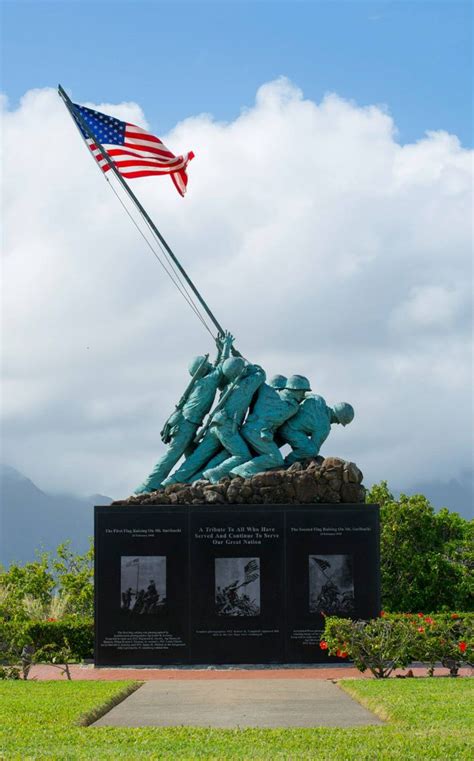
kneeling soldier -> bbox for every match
[279,395,354,464]
[231,374,310,478]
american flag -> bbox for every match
[71,103,194,197]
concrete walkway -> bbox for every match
[92,679,384,728]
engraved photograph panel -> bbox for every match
[215,557,261,617]
[120,556,167,615]
[309,554,354,616]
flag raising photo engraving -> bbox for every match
[70,103,194,196]
[215,558,261,617]
[309,555,355,616]
[120,555,167,615]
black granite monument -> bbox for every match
[95,503,380,666]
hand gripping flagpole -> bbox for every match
[58,84,225,338]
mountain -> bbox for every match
[1,464,472,567]
[0,465,112,566]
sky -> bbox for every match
[1,1,472,146]
[1,1,473,505]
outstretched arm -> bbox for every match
[214,330,235,366]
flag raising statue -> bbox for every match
[70,103,194,196]
[58,85,355,493]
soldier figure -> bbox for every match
[135,332,234,493]
[144,579,159,613]
[231,374,310,478]
[279,394,354,464]
[122,587,133,610]
[132,589,146,614]
[163,358,266,485]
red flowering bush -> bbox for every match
[407,613,474,676]
[321,616,416,678]
[322,613,474,678]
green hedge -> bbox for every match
[26,619,94,661]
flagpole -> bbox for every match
[57,84,225,338]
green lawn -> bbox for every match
[0,678,472,760]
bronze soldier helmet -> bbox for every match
[333,402,354,426]
[268,374,287,389]
[286,375,311,391]
[188,355,211,376]
[222,356,245,381]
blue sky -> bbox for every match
[2,1,473,509]
[2,0,472,146]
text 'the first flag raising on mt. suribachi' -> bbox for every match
[71,103,195,197]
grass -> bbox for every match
[0,678,472,759]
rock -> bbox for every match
[226,489,241,504]
[226,478,244,503]
[260,485,292,504]
[281,480,296,501]
[203,489,225,504]
[322,457,345,469]
[341,483,366,503]
[163,483,184,495]
[343,461,363,484]
[318,485,341,503]
[293,473,319,503]
[189,485,204,500]
[211,482,229,496]
[250,470,285,488]
[176,488,194,504]
[115,456,366,507]
[305,456,324,470]
[287,461,303,472]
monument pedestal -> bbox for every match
[95,503,380,666]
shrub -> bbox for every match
[0,541,94,621]
[367,482,473,613]
[0,615,32,679]
[393,612,474,676]
[321,615,415,678]
[27,619,94,661]
[321,612,474,677]
[1,618,93,678]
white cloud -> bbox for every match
[1,79,472,497]
[390,284,469,332]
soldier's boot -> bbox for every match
[203,454,249,483]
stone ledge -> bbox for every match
[115,457,365,506]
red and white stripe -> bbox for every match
[87,122,194,197]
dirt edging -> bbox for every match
[77,681,144,727]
